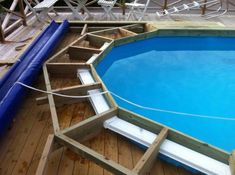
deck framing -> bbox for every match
[36,21,235,174]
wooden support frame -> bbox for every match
[36,82,102,106]
[43,65,60,133]
[132,128,168,175]
[55,133,134,175]
[86,33,113,48]
[46,63,90,78]
[81,24,88,35]
[68,46,101,60]
[229,150,235,175]
[90,65,118,108]
[19,0,27,26]
[39,22,235,175]
[0,24,5,43]
[62,108,117,140]
[118,107,230,163]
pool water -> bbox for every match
[96,36,235,152]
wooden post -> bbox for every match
[202,0,207,15]
[229,150,235,175]
[0,23,5,43]
[18,0,27,26]
[163,0,168,10]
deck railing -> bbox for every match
[0,0,234,43]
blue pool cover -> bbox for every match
[0,20,69,137]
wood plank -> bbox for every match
[119,28,137,37]
[52,82,102,93]
[10,108,49,175]
[55,134,133,175]
[90,65,118,108]
[229,150,235,175]
[132,128,168,175]
[104,131,118,175]
[162,160,179,175]
[118,107,230,163]
[0,23,5,42]
[36,96,49,105]
[131,143,144,167]
[57,148,75,175]
[117,136,134,170]
[62,108,117,140]
[35,134,55,175]
[0,102,40,175]
[43,65,60,133]
[81,24,88,35]
[0,60,14,66]
[68,45,101,60]
[47,91,75,175]
[46,63,90,77]
[26,111,54,175]
[49,83,103,107]
[73,101,95,174]
[150,158,165,175]
[87,33,113,48]
[88,130,105,175]
[43,148,64,175]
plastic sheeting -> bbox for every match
[0,20,69,137]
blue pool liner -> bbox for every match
[0,20,69,137]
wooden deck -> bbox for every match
[0,28,197,175]
[1,11,235,175]
[0,89,194,175]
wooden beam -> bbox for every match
[4,12,32,35]
[118,108,230,164]
[35,134,55,175]
[132,128,168,175]
[0,23,5,43]
[62,108,117,140]
[229,150,235,175]
[119,28,137,37]
[36,83,102,106]
[52,82,102,93]
[88,33,113,42]
[90,65,118,108]
[36,96,48,105]
[46,63,90,77]
[43,65,60,133]
[68,46,101,60]
[0,60,14,66]
[202,0,207,15]
[55,133,134,175]
[81,24,88,35]
[46,35,88,63]
[87,33,113,48]
[18,0,27,26]
[46,47,68,63]
[52,82,103,106]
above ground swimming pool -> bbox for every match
[96,36,235,152]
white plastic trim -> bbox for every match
[86,54,99,64]
[104,117,231,175]
[100,42,110,50]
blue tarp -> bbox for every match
[0,20,69,136]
